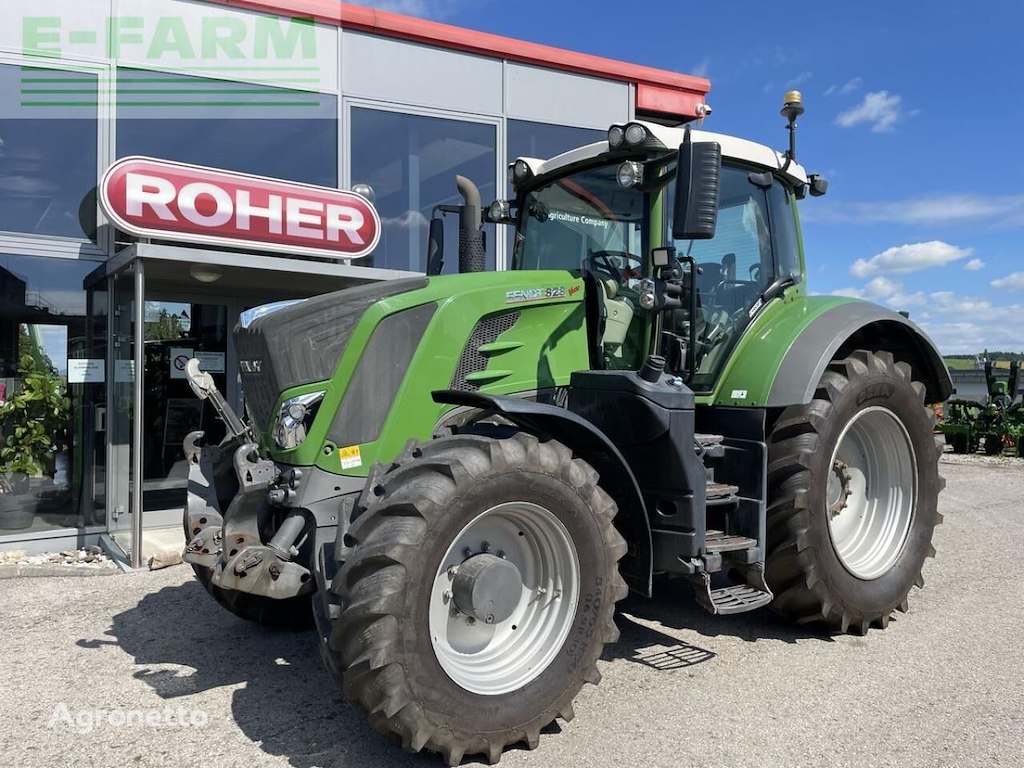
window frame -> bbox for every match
[343,97,503,273]
[0,52,112,259]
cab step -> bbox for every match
[696,433,726,458]
[705,529,756,552]
[693,563,774,616]
[705,482,739,500]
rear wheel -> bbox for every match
[765,350,943,634]
[323,431,627,764]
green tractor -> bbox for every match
[182,92,951,764]
[975,361,1022,455]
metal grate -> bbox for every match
[450,312,520,391]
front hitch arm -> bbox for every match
[185,358,251,440]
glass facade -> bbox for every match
[350,107,497,273]
[0,64,99,241]
[116,69,338,187]
[507,120,604,169]
[0,254,101,534]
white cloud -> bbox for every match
[691,56,711,78]
[827,281,1020,353]
[928,291,993,313]
[835,90,908,132]
[850,241,972,277]
[824,77,862,97]
[890,291,928,308]
[785,71,812,88]
[964,258,986,271]
[802,193,1024,228]
[992,272,1024,291]
[915,300,1024,354]
[830,277,926,310]
[832,286,865,299]
[864,276,901,298]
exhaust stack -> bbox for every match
[455,174,485,273]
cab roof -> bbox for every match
[519,120,809,187]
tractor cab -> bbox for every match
[494,115,816,392]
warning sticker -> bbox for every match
[339,445,363,470]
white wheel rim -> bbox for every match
[428,501,580,696]
[826,406,917,580]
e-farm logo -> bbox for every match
[19,12,322,109]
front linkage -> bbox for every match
[182,360,315,602]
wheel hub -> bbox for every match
[828,459,854,517]
[827,406,917,580]
[451,554,523,625]
[428,501,581,696]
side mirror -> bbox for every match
[672,129,721,241]
[426,217,444,276]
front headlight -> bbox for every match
[272,391,326,450]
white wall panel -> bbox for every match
[505,62,629,130]
[343,32,502,116]
[116,0,339,91]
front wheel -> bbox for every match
[765,350,944,634]
[324,431,627,765]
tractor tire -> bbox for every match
[183,519,313,629]
[765,350,944,635]
[323,431,627,765]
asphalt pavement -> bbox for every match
[1,455,1021,768]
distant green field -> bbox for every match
[944,358,1013,370]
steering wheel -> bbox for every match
[588,250,643,283]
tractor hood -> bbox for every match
[235,277,427,429]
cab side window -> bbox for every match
[669,165,775,388]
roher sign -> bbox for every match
[99,157,381,260]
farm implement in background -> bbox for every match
[941,361,1022,456]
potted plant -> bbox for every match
[0,353,70,531]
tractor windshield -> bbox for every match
[512,162,650,369]
[512,163,647,287]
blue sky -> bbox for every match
[361,0,1024,354]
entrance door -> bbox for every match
[141,293,231,524]
[106,266,136,559]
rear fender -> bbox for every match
[432,389,653,596]
[767,301,953,407]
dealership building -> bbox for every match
[0,0,708,563]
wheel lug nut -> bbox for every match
[497,550,505,559]
[466,616,476,626]
[481,541,490,552]
[447,566,459,579]
[442,590,452,604]
[462,547,472,558]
